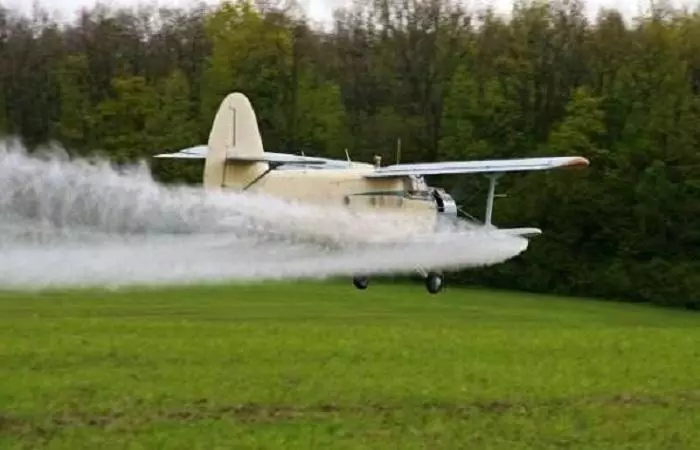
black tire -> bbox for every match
[425,272,444,294]
[352,276,369,290]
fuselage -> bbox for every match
[219,161,458,230]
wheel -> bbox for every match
[352,276,369,290]
[425,271,444,294]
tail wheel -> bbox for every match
[352,276,369,290]
[425,272,444,294]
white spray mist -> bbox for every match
[0,140,528,289]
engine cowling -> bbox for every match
[431,188,457,217]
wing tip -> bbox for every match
[564,156,590,168]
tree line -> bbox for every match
[1,0,699,308]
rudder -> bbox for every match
[203,92,269,190]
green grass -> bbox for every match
[1,280,699,448]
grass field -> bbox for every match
[1,280,699,449]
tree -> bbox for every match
[53,53,94,153]
[93,76,158,162]
[199,0,293,148]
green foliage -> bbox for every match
[294,74,347,155]
[547,87,606,157]
[151,69,199,151]
[2,0,700,308]
[94,76,159,162]
[150,69,202,184]
[438,64,491,161]
[200,0,293,147]
[53,53,94,153]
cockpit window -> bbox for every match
[412,175,428,191]
[404,175,430,197]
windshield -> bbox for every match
[404,175,430,197]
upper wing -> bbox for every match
[364,156,589,178]
[153,146,329,165]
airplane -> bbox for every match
[153,92,590,294]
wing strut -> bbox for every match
[485,175,499,226]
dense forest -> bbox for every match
[1,0,699,308]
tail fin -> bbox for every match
[203,92,269,190]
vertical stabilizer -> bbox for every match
[203,92,269,190]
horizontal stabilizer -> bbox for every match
[365,156,589,178]
[154,145,208,159]
[228,152,327,165]
[154,146,328,165]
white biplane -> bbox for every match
[154,92,589,294]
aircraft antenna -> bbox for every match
[345,148,352,166]
[396,138,401,164]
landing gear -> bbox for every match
[424,271,445,294]
[351,271,445,294]
[415,265,446,294]
[352,275,369,290]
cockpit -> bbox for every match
[403,174,431,198]
[402,174,457,217]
